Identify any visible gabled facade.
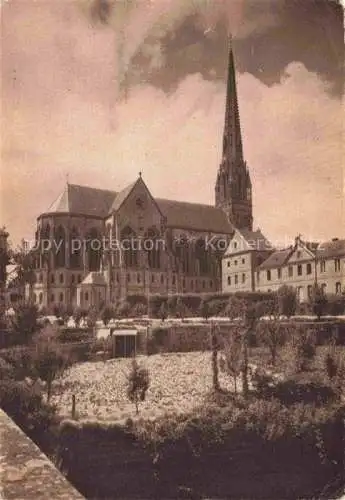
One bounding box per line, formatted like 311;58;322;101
222;228;272;292
222;234;345;301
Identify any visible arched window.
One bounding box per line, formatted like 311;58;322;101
145;227;161;270
175;235;189;274
86;228;101;271
195;238;209;275
59;292;64;302
121;226;138;268
54;225;66;268
39;292;43;304
59;273;64;284
50;294;55;303
70;227;82;269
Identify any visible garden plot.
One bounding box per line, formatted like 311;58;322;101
52;352;237;422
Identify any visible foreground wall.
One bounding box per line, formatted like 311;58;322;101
0;409;84;500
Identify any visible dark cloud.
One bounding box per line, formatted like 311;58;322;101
129;0;344;97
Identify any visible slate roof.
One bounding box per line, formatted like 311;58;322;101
316;239;345;259
108;181;137;213
43;183;234;234
46;184;117;218
257;248;293;270
156;198;234;234
237;228;272;252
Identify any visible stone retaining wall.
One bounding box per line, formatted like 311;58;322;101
0;409;84;499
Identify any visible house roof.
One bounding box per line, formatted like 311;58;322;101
80;272;107;286
257;248;293;270
156;198;234;234
238;228;272;252
45;184;117;218
316;238;345;259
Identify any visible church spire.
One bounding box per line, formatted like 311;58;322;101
215;35;253;231
222;35;243;164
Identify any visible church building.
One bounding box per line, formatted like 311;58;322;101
30;39;253;311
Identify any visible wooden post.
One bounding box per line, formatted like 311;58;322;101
72;394;76;419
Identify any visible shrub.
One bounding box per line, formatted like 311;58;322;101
289;327;316;372
310;284;328;320
1;347;34;380
86;306;98;328
31;325;72;401
73;307;87;327
277;285;297;318
131;302;147;318
0;379;56;448
258;319;286;366
219;328;242;394
126;359;150;414
116;300;131;319
10;302;39;344
0;357;15;380
199;298;210;321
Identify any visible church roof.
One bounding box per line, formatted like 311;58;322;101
46;184;117;218
108;180;137;213
43;183;233;234
156;198;234;234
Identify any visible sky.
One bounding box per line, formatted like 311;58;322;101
1;0;344;247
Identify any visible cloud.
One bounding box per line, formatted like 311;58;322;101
1;1;343;246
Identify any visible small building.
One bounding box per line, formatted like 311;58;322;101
77;272;107;310
222;228;272;293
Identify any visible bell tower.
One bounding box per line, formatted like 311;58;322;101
215;36;253;230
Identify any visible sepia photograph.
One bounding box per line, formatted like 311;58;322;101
1;0;344;498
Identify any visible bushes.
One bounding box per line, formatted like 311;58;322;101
0;379;57;449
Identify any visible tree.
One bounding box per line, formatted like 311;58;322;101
289;326;316;372
53;304;69;324
9;240;37;287
73;307;87;328
219;328;242;395
101;306;114;326
10;302;39;344
310;283;327;320
277;285;297;318
210;322;220;392
116;300;131;319
175;297;186;319
199;298;210;321
159;302;168;322
258;319;286;366
126;359;150;414
87;306;98;328
31;325;70;401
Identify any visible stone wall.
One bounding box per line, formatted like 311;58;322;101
0;409;84;499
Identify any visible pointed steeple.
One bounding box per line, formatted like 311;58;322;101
215;35;253;231
222;35;243;165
